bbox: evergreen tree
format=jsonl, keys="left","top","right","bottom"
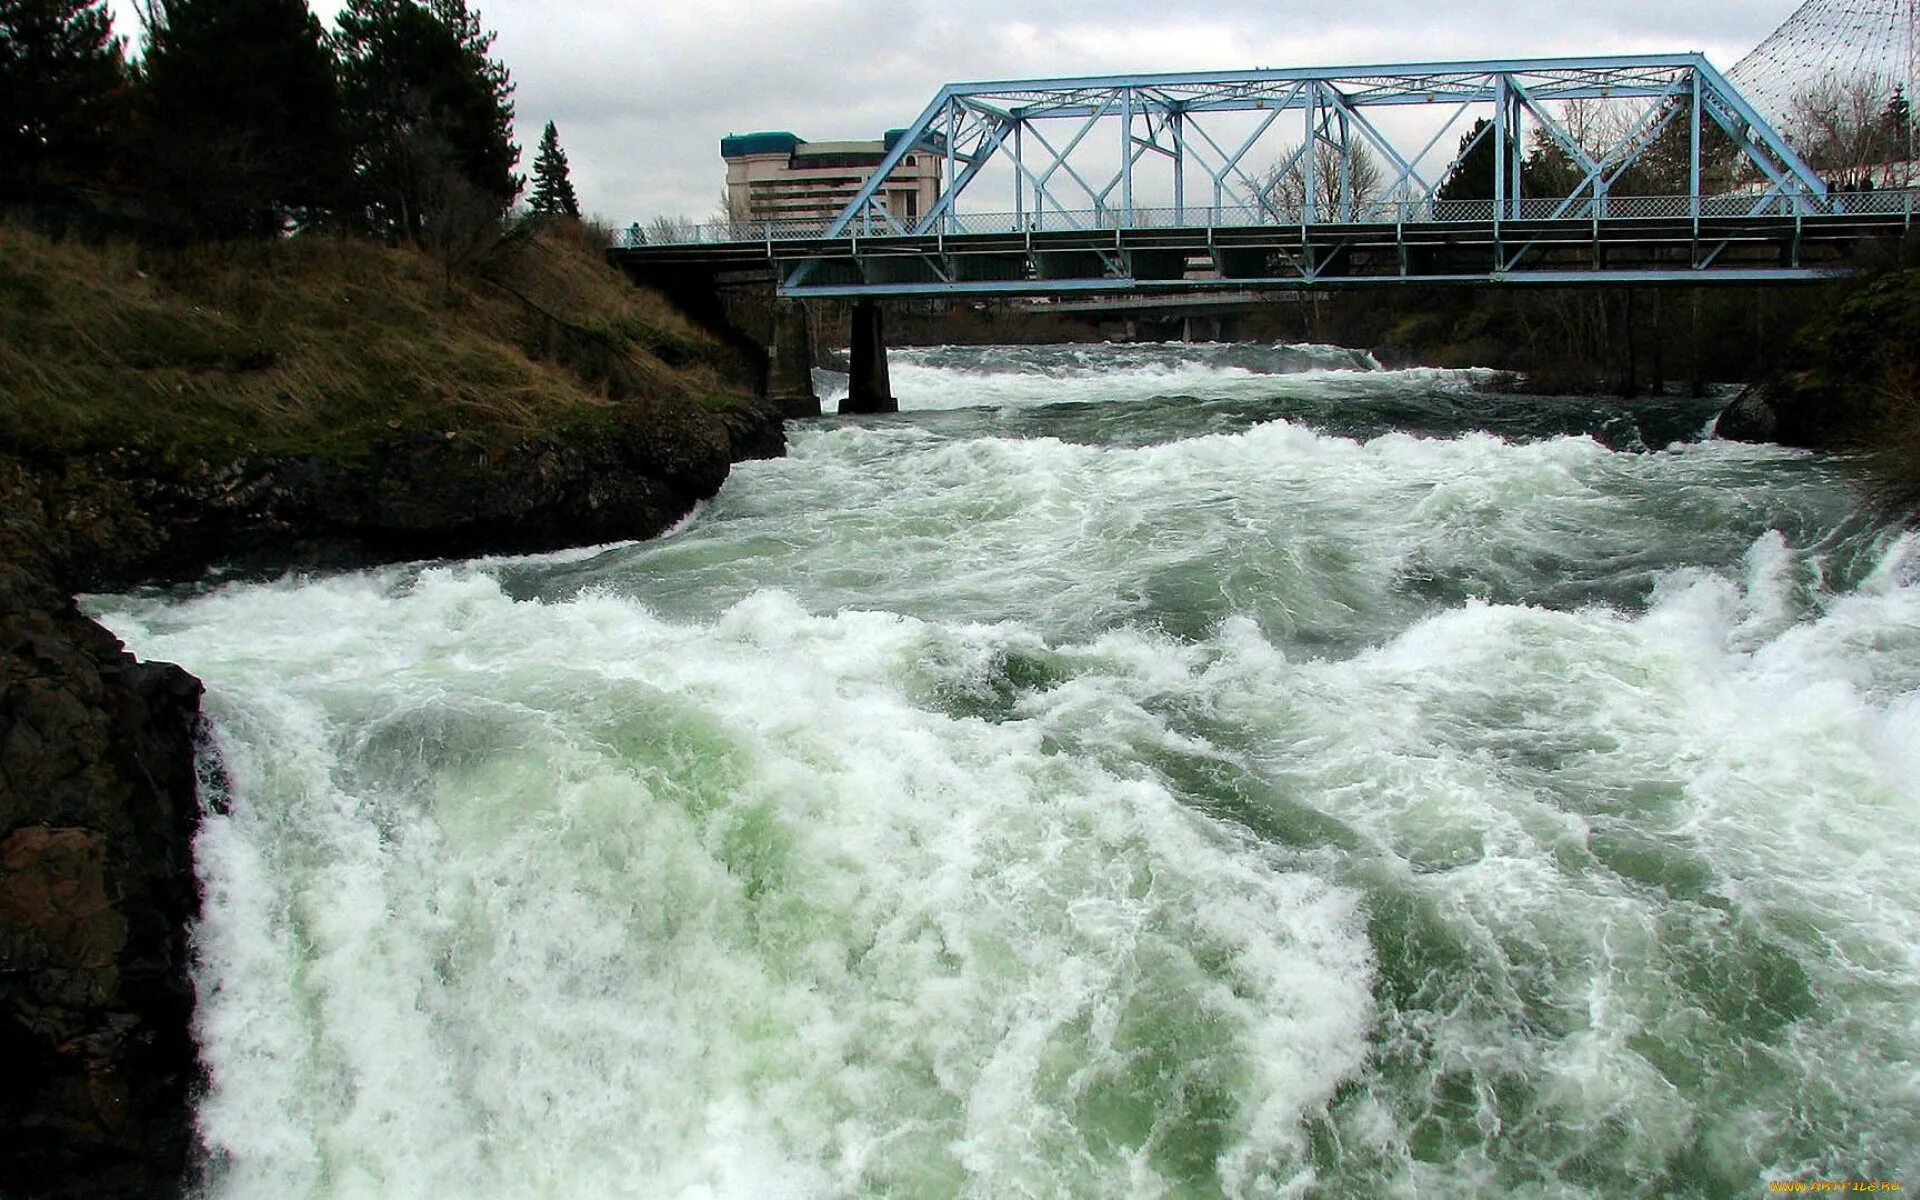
{"left": 0, "top": 0, "right": 126, "bottom": 189}
{"left": 1611, "top": 99, "right": 1739, "bottom": 196}
{"left": 1520, "top": 129, "right": 1582, "bottom": 200}
{"left": 1882, "top": 85, "right": 1912, "bottom": 162}
{"left": 1436, "top": 119, "right": 1511, "bottom": 203}
{"left": 139, "top": 0, "right": 350, "bottom": 234}
{"left": 527, "top": 119, "right": 578, "bottom": 217}
{"left": 335, "top": 0, "right": 520, "bottom": 243}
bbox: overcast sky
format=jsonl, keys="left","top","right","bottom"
{"left": 117, "top": 1, "right": 1807, "bottom": 221}
{"left": 482, "top": 1, "right": 1804, "bottom": 223}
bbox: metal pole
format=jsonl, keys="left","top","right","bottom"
{"left": 1907, "top": 0, "right": 1916, "bottom": 189}
{"left": 1338, "top": 106, "right": 1353, "bottom": 219}
{"left": 1304, "top": 81, "right": 1319, "bottom": 224}
{"left": 1014, "top": 120, "right": 1025, "bottom": 231}
{"left": 1173, "top": 110, "right": 1186, "bottom": 224}
{"left": 1122, "top": 87, "right": 1135, "bottom": 226}
{"left": 1690, "top": 68, "right": 1702, "bottom": 223}
{"left": 1494, "top": 74, "right": 1508, "bottom": 231}
{"left": 1509, "top": 87, "right": 1524, "bottom": 219}
{"left": 946, "top": 101, "right": 958, "bottom": 234}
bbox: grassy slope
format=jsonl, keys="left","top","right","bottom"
{"left": 0, "top": 221, "right": 746, "bottom": 458}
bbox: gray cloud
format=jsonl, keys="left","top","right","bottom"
{"left": 484, "top": 0, "right": 1800, "bottom": 223}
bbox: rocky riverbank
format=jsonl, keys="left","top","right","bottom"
{"left": 2, "top": 394, "right": 783, "bottom": 594}
{"left": 0, "top": 220, "right": 786, "bottom": 1198}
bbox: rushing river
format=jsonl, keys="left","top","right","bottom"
{"left": 93, "top": 343, "right": 1920, "bottom": 1199}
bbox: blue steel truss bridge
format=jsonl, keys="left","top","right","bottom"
{"left": 611, "top": 54, "right": 1918, "bottom": 298}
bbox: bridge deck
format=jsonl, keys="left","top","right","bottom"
{"left": 611, "top": 206, "right": 1916, "bottom": 297}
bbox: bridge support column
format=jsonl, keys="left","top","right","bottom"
{"left": 844, "top": 300, "right": 897, "bottom": 414}
{"left": 766, "top": 299, "right": 821, "bottom": 418}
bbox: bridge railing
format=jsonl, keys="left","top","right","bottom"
{"left": 617, "top": 189, "right": 1918, "bottom": 247}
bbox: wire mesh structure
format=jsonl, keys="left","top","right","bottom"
{"left": 1730, "top": 0, "right": 1916, "bottom": 188}
{"left": 1730, "top": 0, "right": 1917, "bottom": 120}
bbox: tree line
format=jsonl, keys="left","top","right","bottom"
{"left": 0, "top": 0, "right": 581, "bottom": 243}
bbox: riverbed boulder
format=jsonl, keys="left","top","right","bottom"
{"left": 1713, "top": 384, "right": 1781, "bottom": 442}
{"left": 713, "top": 395, "right": 788, "bottom": 463}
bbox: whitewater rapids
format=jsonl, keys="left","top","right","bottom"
{"left": 94, "top": 342, "right": 1920, "bottom": 1198}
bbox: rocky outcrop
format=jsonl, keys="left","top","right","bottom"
{"left": 1713, "top": 384, "right": 1781, "bottom": 443}
{"left": 712, "top": 395, "right": 789, "bottom": 465}
{"left": 0, "top": 520, "right": 203, "bottom": 1200}
{"left": 4, "top": 395, "right": 785, "bottom": 592}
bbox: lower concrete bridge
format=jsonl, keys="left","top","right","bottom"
{"left": 611, "top": 205, "right": 1915, "bottom": 418}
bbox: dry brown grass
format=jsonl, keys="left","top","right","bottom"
{"left": 0, "top": 221, "right": 744, "bottom": 457}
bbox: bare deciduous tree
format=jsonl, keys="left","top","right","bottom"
{"left": 1785, "top": 73, "right": 1902, "bottom": 185}
{"left": 418, "top": 140, "right": 507, "bottom": 298}
{"left": 645, "top": 213, "right": 700, "bottom": 243}
{"left": 1242, "top": 141, "right": 1385, "bottom": 221}
{"left": 713, "top": 188, "right": 753, "bottom": 238}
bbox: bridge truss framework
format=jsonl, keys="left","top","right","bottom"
{"left": 836, "top": 55, "right": 1826, "bottom": 235}
{"left": 617, "top": 55, "right": 1919, "bottom": 297}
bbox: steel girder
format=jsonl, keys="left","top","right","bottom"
{"left": 816, "top": 55, "right": 1827, "bottom": 244}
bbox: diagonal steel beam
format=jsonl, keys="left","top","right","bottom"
{"left": 824, "top": 87, "right": 954, "bottom": 237}
{"left": 911, "top": 113, "right": 1015, "bottom": 234}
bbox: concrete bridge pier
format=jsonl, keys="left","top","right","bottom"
{"left": 844, "top": 299, "right": 897, "bottom": 414}
{"left": 767, "top": 299, "right": 821, "bottom": 417}
{"left": 1180, "top": 314, "right": 1226, "bottom": 343}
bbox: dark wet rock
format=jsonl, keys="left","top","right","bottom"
{"left": 0, "top": 518, "right": 203, "bottom": 1200}
{"left": 712, "top": 396, "right": 788, "bottom": 463}
{"left": 1714, "top": 384, "right": 1781, "bottom": 443}
{"left": 3, "top": 395, "right": 786, "bottom": 592}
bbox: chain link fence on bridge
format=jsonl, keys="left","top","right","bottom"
{"left": 614, "top": 190, "right": 1919, "bottom": 248}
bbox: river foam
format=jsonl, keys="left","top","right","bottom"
{"left": 815, "top": 340, "right": 1447, "bottom": 413}
{"left": 112, "top": 574, "right": 1375, "bottom": 1198}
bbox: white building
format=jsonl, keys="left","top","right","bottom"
{"left": 721, "top": 131, "right": 942, "bottom": 227}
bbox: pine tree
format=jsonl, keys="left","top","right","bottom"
{"left": 335, "top": 0, "right": 521, "bottom": 242}
{"left": 1883, "top": 85, "right": 1913, "bottom": 162}
{"left": 0, "top": 0, "right": 126, "bottom": 189}
{"left": 139, "top": 0, "right": 350, "bottom": 234}
{"left": 1436, "top": 119, "right": 1509, "bottom": 204}
{"left": 527, "top": 120, "right": 578, "bottom": 217}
